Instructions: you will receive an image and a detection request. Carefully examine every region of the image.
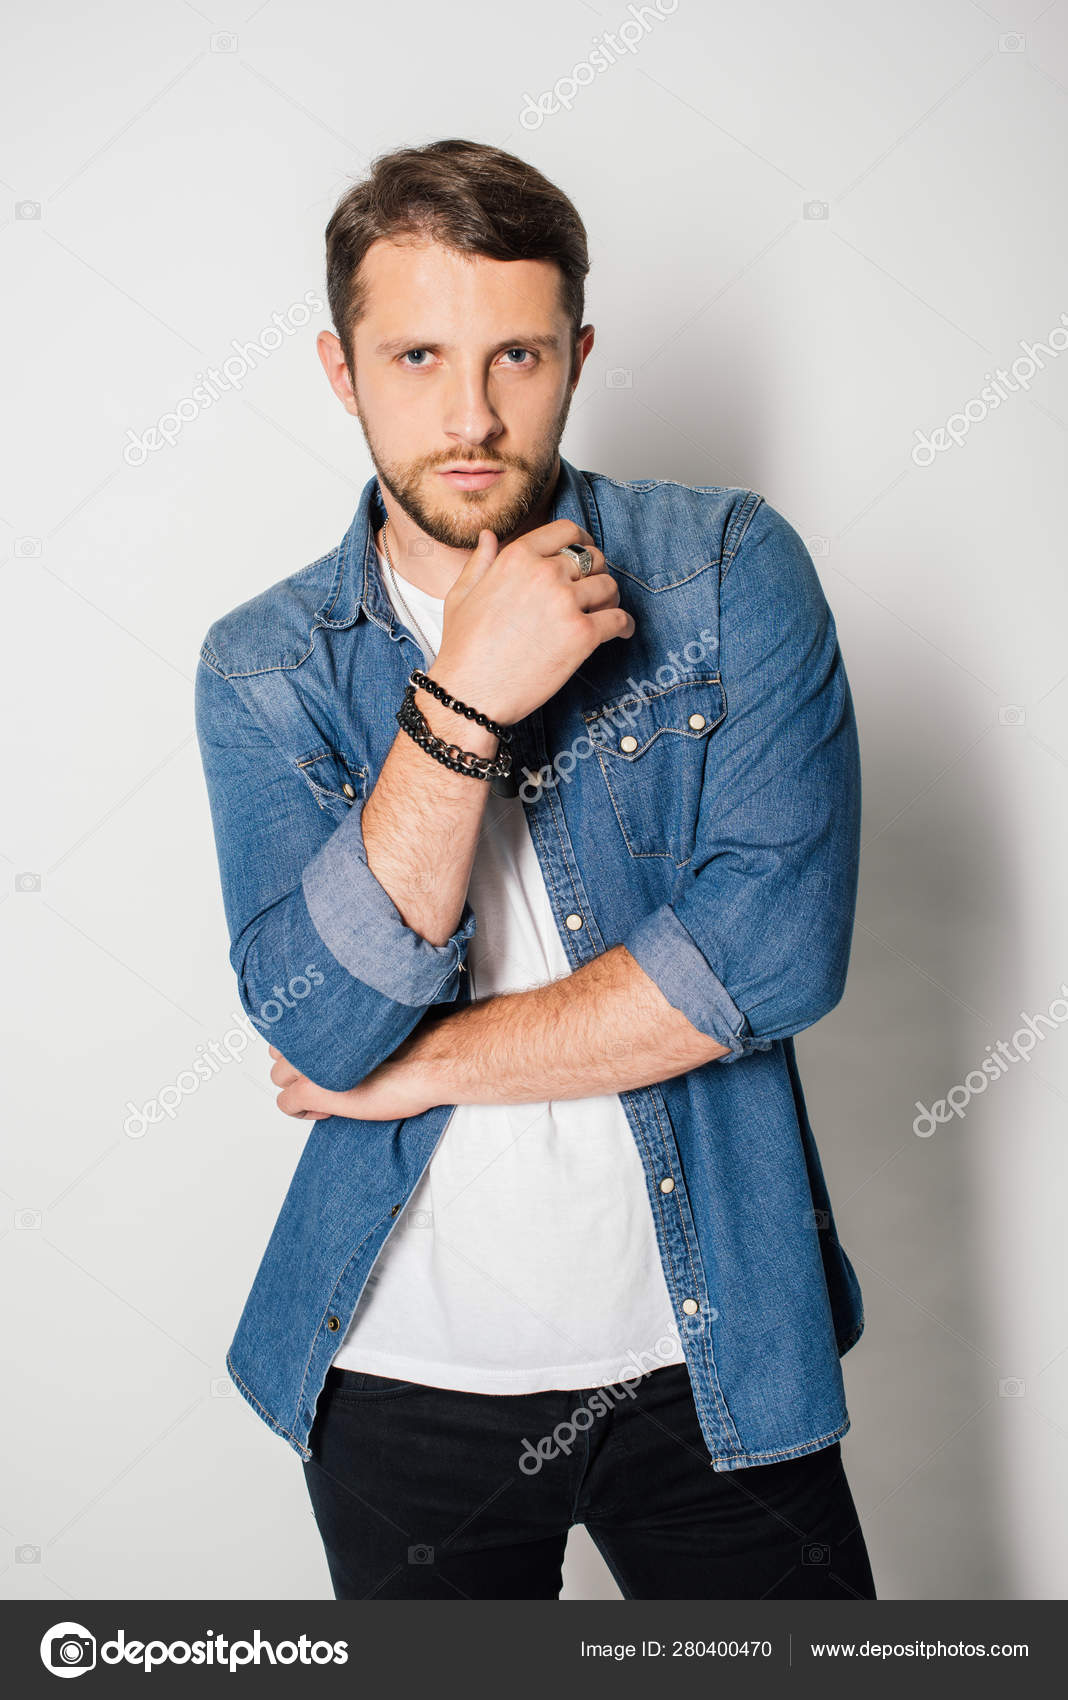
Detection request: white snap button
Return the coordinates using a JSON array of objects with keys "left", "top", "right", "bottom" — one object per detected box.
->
[
  {"left": 341, "top": 782, "right": 356, "bottom": 798},
  {"left": 660, "top": 1177, "right": 675, "bottom": 1193},
  {"left": 620, "top": 734, "right": 638, "bottom": 752},
  {"left": 565, "top": 913, "right": 583, "bottom": 930},
  {"left": 682, "top": 1298, "right": 699, "bottom": 1315},
  {"left": 688, "top": 714, "right": 706, "bottom": 730}
]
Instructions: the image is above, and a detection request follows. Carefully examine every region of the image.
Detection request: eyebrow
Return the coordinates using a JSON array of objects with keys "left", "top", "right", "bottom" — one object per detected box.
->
[{"left": 374, "top": 332, "right": 563, "bottom": 357}]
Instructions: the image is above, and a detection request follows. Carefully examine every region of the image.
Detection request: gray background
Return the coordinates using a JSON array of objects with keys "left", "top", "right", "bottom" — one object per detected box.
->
[{"left": 1, "top": 0, "right": 1066, "bottom": 1600}]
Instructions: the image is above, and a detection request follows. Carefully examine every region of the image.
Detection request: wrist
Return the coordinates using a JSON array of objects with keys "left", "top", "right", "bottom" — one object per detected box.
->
[
  {"left": 416, "top": 666, "right": 502, "bottom": 755},
  {"left": 388, "top": 1033, "right": 442, "bottom": 1115}
]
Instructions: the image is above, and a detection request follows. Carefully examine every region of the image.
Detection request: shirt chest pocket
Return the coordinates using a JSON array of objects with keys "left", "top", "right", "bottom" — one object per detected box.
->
[
  {"left": 581, "top": 675, "right": 726, "bottom": 865},
  {"left": 295, "top": 746, "right": 368, "bottom": 821}
]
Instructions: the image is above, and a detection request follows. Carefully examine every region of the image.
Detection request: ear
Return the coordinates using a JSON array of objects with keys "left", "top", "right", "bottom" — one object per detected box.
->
[
  {"left": 570, "top": 323, "right": 596, "bottom": 390},
  {"left": 317, "top": 329, "right": 359, "bottom": 417}
]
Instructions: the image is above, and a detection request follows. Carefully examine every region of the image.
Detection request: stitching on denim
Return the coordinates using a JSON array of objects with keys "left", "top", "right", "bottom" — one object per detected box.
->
[
  {"left": 293, "top": 1217, "right": 392, "bottom": 1425},
  {"left": 313, "top": 539, "right": 348, "bottom": 621},
  {"left": 526, "top": 789, "right": 583, "bottom": 962},
  {"left": 295, "top": 749, "right": 368, "bottom": 812},
  {"left": 588, "top": 472, "right": 732, "bottom": 500},
  {"left": 207, "top": 640, "right": 329, "bottom": 681},
  {"left": 226, "top": 1350, "right": 312, "bottom": 1458},
  {"left": 720, "top": 491, "right": 764, "bottom": 584},
  {"left": 205, "top": 540, "right": 350, "bottom": 680},
  {"left": 582, "top": 683, "right": 725, "bottom": 865},
  {"left": 607, "top": 558, "right": 723, "bottom": 593},
  {"left": 839, "top": 1318, "right": 865, "bottom": 1351},
  {"left": 712, "top": 1414, "right": 850, "bottom": 1465},
  {"left": 581, "top": 674, "right": 724, "bottom": 729},
  {"left": 574, "top": 467, "right": 604, "bottom": 552},
  {"left": 643, "top": 1087, "right": 741, "bottom": 1451}
]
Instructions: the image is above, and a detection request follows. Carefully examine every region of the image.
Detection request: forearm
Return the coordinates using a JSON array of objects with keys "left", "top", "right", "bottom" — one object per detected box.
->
[
  {"left": 361, "top": 674, "right": 500, "bottom": 947},
  {"left": 408, "top": 943, "right": 730, "bottom": 1105}
]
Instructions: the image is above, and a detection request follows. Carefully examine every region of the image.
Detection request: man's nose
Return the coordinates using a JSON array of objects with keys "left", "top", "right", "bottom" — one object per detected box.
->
[{"left": 441, "top": 364, "right": 504, "bottom": 447}]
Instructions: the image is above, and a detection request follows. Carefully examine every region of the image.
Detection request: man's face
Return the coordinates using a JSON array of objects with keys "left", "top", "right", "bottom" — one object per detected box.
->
[{"left": 331, "top": 237, "right": 593, "bottom": 550}]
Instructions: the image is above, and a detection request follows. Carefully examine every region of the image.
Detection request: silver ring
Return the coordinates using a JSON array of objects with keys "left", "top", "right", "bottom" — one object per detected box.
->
[{"left": 559, "top": 543, "right": 594, "bottom": 577}]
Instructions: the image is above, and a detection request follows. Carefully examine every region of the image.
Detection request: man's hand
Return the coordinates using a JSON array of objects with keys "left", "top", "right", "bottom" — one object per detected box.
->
[
  {"left": 432, "top": 520, "right": 633, "bottom": 727},
  {"left": 268, "top": 1043, "right": 435, "bottom": 1122}
]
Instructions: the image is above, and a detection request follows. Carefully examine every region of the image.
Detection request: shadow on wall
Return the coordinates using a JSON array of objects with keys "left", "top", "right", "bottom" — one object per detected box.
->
[{"left": 800, "top": 629, "right": 1014, "bottom": 1600}]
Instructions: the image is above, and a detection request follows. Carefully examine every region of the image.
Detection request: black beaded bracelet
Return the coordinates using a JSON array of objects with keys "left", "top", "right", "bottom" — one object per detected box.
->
[
  {"left": 409, "top": 668, "right": 513, "bottom": 745},
  {"left": 395, "top": 683, "right": 514, "bottom": 782}
]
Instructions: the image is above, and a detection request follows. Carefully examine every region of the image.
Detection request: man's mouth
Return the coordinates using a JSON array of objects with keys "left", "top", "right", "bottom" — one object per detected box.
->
[{"left": 436, "top": 464, "right": 507, "bottom": 491}]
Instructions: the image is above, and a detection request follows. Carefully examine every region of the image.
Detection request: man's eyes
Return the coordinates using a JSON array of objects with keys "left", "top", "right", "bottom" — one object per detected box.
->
[{"left": 398, "top": 348, "right": 536, "bottom": 368}]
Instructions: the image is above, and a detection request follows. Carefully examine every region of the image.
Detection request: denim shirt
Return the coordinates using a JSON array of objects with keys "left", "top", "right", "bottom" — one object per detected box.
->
[{"left": 195, "top": 456, "right": 865, "bottom": 1471}]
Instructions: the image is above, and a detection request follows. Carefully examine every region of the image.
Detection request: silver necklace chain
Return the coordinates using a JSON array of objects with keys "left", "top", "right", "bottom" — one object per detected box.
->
[{"left": 379, "top": 521, "right": 436, "bottom": 667}]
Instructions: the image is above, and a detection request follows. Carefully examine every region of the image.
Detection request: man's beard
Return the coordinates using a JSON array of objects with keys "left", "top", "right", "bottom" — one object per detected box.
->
[{"left": 352, "top": 382, "right": 575, "bottom": 550}]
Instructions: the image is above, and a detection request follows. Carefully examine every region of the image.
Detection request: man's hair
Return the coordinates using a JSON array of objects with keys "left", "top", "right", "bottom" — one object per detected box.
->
[{"left": 324, "top": 139, "right": 590, "bottom": 376}]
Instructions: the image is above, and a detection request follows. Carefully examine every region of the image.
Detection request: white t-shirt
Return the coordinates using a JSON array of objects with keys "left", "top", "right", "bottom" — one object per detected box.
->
[{"left": 329, "top": 550, "right": 685, "bottom": 1392}]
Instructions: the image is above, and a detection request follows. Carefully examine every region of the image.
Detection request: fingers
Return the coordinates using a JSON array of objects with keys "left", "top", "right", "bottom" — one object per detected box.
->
[
  {"left": 268, "top": 1044, "right": 335, "bottom": 1120},
  {"left": 276, "top": 1084, "right": 322, "bottom": 1119},
  {"left": 526, "top": 518, "right": 601, "bottom": 563},
  {"left": 572, "top": 572, "right": 621, "bottom": 613},
  {"left": 585, "top": 605, "right": 636, "bottom": 644},
  {"left": 459, "top": 528, "right": 500, "bottom": 585},
  {"left": 269, "top": 1051, "right": 302, "bottom": 1089}
]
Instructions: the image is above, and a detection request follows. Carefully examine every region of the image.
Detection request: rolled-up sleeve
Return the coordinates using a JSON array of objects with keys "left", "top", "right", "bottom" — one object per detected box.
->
[
  {"left": 195, "top": 648, "right": 477, "bottom": 1093},
  {"left": 622, "top": 903, "right": 762, "bottom": 1062},
  {"left": 302, "top": 793, "right": 477, "bottom": 1004},
  {"left": 621, "top": 498, "right": 861, "bottom": 1061}
]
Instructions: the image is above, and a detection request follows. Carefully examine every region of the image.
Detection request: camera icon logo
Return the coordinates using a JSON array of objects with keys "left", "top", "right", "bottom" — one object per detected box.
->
[
  {"left": 15, "top": 871, "right": 42, "bottom": 893},
  {"left": 407, "top": 538, "right": 433, "bottom": 557},
  {"left": 210, "top": 31, "right": 238, "bottom": 52},
  {"left": 406, "top": 1208, "right": 433, "bottom": 1229},
  {"left": 998, "top": 1377, "right": 1025, "bottom": 1397},
  {"left": 803, "top": 200, "right": 830, "bottom": 220},
  {"left": 16, "top": 537, "right": 42, "bottom": 557},
  {"left": 605, "top": 368, "right": 632, "bottom": 388},
  {"left": 998, "top": 32, "right": 1024, "bottom": 52},
  {"left": 805, "top": 534, "right": 830, "bottom": 557},
  {"left": 997, "top": 704, "right": 1026, "bottom": 726},
  {"left": 16, "top": 201, "right": 41, "bottom": 220},
  {"left": 40, "top": 1621, "right": 96, "bottom": 1677},
  {"left": 408, "top": 1543, "right": 434, "bottom": 1564},
  {"left": 802, "top": 1542, "right": 831, "bottom": 1564}
]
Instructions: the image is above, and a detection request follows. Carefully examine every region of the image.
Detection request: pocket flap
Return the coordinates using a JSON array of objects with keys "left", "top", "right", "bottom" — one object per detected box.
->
[
  {"left": 296, "top": 746, "right": 367, "bottom": 811},
  {"left": 582, "top": 675, "right": 726, "bottom": 759}
]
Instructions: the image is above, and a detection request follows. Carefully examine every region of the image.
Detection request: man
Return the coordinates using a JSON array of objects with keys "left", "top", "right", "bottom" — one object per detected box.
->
[{"left": 195, "top": 138, "right": 875, "bottom": 1601}]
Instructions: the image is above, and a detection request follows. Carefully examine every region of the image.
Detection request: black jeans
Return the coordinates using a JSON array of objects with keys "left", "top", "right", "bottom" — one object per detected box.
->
[{"left": 302, "top": 1362, "right": 877, "bottom": 1600}]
